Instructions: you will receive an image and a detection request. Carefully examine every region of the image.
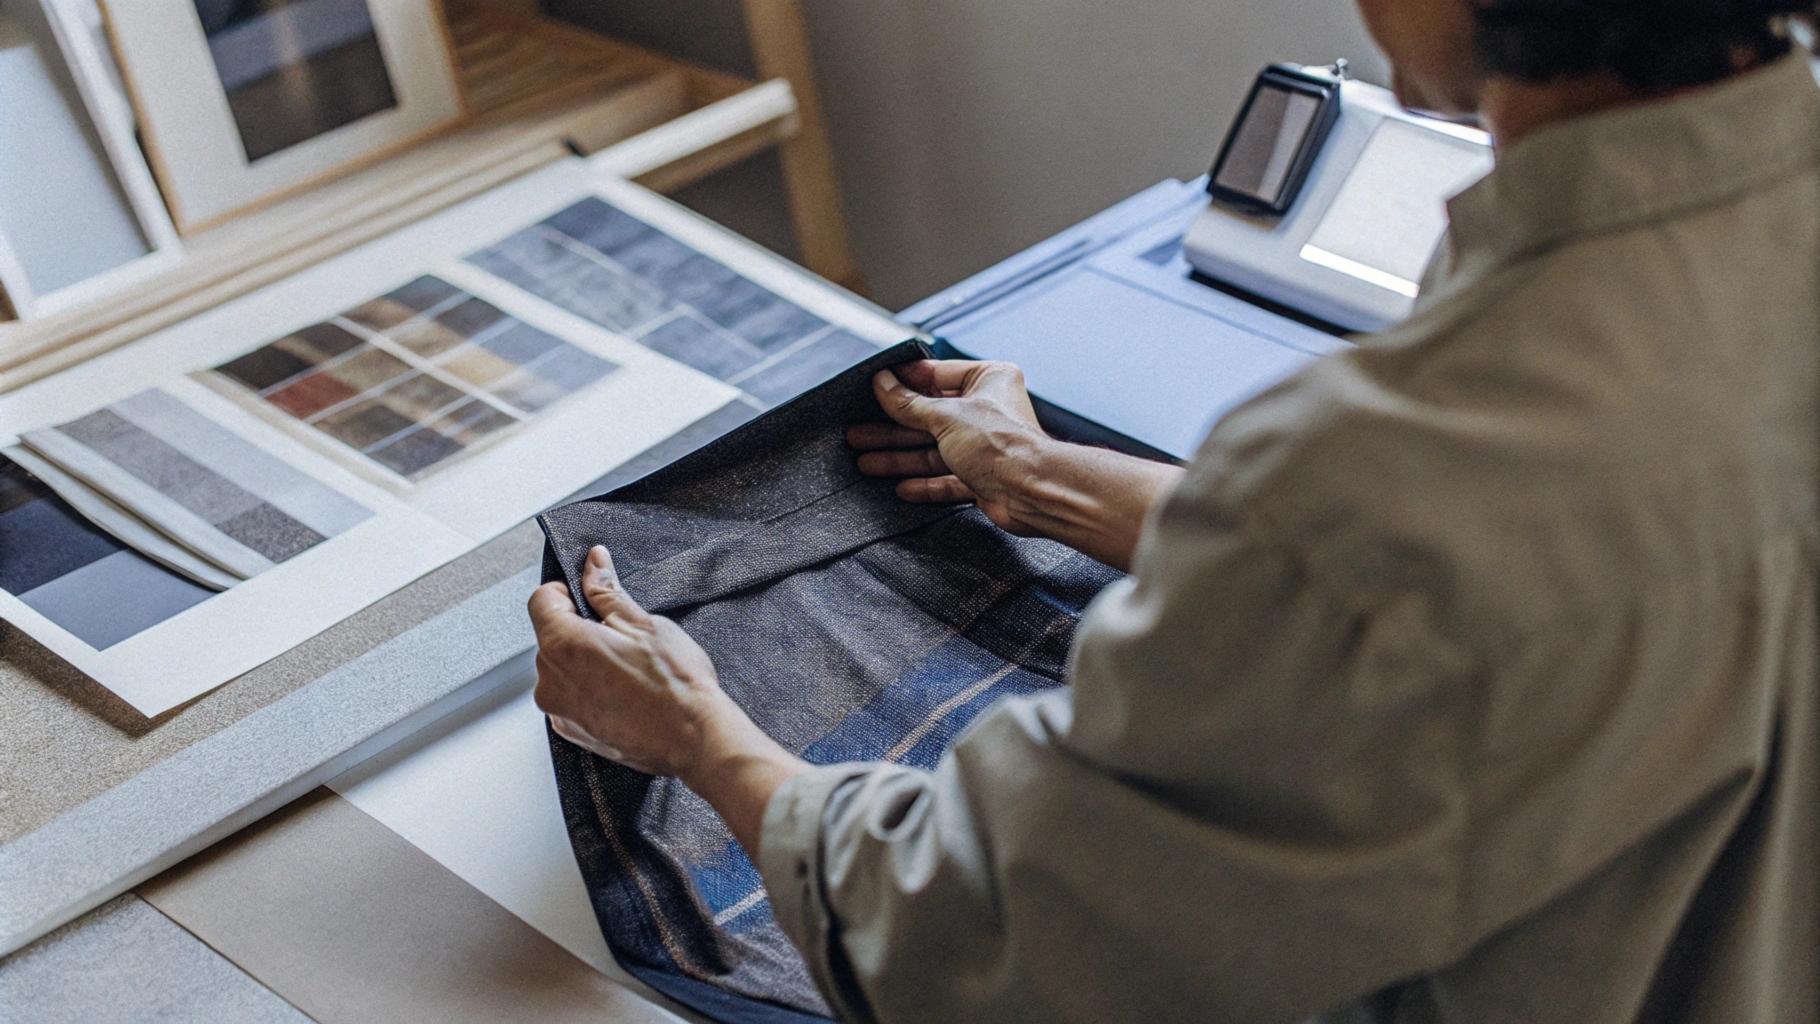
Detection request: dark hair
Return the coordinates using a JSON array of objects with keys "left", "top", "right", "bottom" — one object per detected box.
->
[{"left": 1472, "top": 0, "right": 1815, "bottom": 91}]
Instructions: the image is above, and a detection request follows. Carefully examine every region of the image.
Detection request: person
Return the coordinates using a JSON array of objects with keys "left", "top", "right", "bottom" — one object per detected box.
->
[{"left": 527, "top": 0, "right": 1820, "bottom": 1019}]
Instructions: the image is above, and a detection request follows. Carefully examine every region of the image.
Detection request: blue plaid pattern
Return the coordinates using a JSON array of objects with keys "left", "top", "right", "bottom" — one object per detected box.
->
[{"left": 540, "top": 342, "right": 1123, "bottom": 1022}]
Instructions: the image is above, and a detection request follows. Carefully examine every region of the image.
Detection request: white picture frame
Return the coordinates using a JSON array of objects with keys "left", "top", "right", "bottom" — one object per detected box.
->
[
  {"left": 0, "top": 1, "right": 182, "bottom": 321},
  {"left": 101, "top": 0, "right": 466, "bottom": 235}
]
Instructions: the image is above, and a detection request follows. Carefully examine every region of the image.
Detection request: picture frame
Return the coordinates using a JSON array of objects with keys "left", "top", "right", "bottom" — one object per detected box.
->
[
  {"left": 0, "top": 0, "right": 182, "bottom": 321},
  {"left": 100, "top": 0, "right": 466, "bottom": 235}
]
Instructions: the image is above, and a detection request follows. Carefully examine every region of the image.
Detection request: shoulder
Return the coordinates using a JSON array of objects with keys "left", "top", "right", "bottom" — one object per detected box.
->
[{"left": 1157, "top": 253, "right": 1683, "bottom": 633}]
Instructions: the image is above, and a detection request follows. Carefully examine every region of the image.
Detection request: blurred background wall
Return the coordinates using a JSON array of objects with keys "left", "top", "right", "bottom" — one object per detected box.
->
[{"left": 546, "top": 0, "right": 1389, "bottom": 310}]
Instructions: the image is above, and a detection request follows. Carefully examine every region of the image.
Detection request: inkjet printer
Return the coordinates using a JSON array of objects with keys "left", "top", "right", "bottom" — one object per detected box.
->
[{"left": 900, "top": 63, "right": 1495, "bottom": 461}]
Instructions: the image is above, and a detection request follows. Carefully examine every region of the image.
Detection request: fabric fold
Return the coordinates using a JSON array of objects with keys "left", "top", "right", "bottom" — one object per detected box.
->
[{"left": 620, "top": 479, "right": 960, "bottom": 615}]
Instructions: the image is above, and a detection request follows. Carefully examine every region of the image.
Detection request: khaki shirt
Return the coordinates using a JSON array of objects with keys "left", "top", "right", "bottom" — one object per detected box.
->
[{"left": 760, "top": 54, "right": 1820, "bottom": 1023}]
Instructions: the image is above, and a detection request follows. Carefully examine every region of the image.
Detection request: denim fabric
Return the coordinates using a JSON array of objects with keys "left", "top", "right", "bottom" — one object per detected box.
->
[{"left": 539, "top": 341, "right": 1123, "bottom": 1022}]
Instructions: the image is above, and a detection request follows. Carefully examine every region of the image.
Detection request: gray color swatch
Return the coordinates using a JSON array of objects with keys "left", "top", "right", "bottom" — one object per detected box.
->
[
  {"left": 58, "top": 409, "right": 267, "bottom": 524},
  {"left": 471, "top": 230, "right": 672, "bottom": 333},
  {"left": 1, "top": 445, "right": 236, "bottom": 591},
  {"left": 19, "top": 550, "right": 213, "bottom": 650},
  {"left": 20, "top": 426, "right": 275, "bottom": 579},
  {"left": 466, "top": 198, "right": 883, "bottom": 411},
  {"left": 735, "top": 330, "right": 879, "bottom": 406},
  {"left": 112, "top": 389, "right": 372, "bottom": 539},
  {"left": 20, "top": 389, "right": 374, "bottom": 579},
  {"left": 640, "top": 314, "right": 763, "bottom": 380}
]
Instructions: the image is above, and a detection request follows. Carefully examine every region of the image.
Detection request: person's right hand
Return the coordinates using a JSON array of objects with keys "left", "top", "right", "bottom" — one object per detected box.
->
[
  {"left": 847, "top": 359, "right": 1186, "bottom": 571},
  {"left": 846, "top": 360, "right": 1049, "bottom": 536}
]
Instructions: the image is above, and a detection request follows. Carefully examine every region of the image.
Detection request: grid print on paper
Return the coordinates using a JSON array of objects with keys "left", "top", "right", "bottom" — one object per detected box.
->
[
  {"left": 212, "top": 276, "right": 618, "bottom": 481},
  {"left": 467, "top": 199, "right": 879, "bottom": 407}
]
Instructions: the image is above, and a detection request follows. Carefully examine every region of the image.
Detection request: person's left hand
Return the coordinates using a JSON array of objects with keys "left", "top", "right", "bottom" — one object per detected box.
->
[{"left": 528, "top": 545, "right": 742, "bottom": 777}]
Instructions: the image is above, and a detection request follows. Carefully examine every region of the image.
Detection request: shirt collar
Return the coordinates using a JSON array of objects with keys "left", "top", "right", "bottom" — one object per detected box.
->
[{"left": 1441, "top": 52, "right": 1820, "bottom": 282}]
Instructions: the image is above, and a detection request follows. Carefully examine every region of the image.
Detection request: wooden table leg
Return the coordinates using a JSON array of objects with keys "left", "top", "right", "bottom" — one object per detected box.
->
[{"left": 741, "top": 0, "right": 868, "bottom": 296}]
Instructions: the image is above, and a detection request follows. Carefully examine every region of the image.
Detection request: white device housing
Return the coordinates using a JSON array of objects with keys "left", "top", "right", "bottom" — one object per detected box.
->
[{"left": 1185, "top": 74, "right": 1493, "bottom": 333}]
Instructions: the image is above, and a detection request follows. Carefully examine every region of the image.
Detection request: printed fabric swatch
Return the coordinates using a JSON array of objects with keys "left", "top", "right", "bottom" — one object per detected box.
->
[
  {"left": 538, "top": 341, "right": 1123, "bottom": 1022},
  {"left": 17, "top": 389, "right": 372, "bottom": 585},
  {"left": 210, "top": 275, "right": 617, "bottom": 481},
  {"left": 469, "top": 198, "right": 878, "bottom": 408}
]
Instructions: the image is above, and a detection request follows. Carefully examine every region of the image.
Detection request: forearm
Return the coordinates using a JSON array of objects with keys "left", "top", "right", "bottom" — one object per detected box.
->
[
  {"left": 679, "top": 703, "right": 811, "bottom": 859},
  {"left": 1005, "top": 438, "right": 1184, "bottom": 571}
]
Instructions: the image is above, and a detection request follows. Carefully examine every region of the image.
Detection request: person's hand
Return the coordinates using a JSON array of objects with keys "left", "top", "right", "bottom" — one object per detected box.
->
[
  {"left": 530, "top": 545, "right": 746, "bottom": 777},
  {"left": 847, "top": 359, "right": 1187, "bottom": 571},
  {"left": 846, "top": 360, "right": 1050, "bottom": 536},
  {"left": 530, "top": 546, "right": 729, "bottom": 777},
  {"left": 528, "top": 546, "right": 806, "bottom": 855}
]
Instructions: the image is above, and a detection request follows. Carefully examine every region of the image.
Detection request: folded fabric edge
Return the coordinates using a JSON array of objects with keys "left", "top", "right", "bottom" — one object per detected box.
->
[
  {"left": 17, "top": 429, "right": 272, "bottom": 580},
  {"left": 535, "top": 337, "right": 937, "bottom": 617},
  {"left": 2, "top": 446, "right": 238, "bottom": 591},
  {"left": 594, "top": 339, "right": 936, "bottom": 507},
  {"left": 615, "top": 483, "right": 963, "bottom": 616}
]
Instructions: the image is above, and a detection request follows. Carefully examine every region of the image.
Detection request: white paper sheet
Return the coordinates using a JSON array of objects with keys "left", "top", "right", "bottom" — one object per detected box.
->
[{"left": 329, "top": 676, "right": 620, "bottom": 978}]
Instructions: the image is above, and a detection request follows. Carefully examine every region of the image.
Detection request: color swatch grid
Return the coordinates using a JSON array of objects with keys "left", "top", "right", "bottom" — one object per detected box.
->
[
  {"left": 212, "top": 276, "right": 618, "bottom": 481},
  {"left": 467, "top": 199, "right": 878, "bottom": 407},
  {"left": 0, "top": 457, "right": 213, "bottom": 650}
]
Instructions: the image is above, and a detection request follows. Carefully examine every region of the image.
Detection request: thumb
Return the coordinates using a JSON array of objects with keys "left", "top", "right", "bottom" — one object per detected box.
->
[
  {"left": 873, "top": 368, "right": 940, "bottom": 433},
  {"left": 580, "top": 545, "right": 653, "bottom": 629}
]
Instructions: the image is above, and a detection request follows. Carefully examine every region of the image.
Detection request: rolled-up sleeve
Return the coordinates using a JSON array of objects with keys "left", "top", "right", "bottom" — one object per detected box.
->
[{"left": 760, "top": 764, "right": 879, "bottom": 1021}]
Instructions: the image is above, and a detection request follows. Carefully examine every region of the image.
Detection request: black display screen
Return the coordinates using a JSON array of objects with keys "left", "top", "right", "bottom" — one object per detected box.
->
[{"left": 1208, "top": 66, "right": 1341, "bottom": 216}]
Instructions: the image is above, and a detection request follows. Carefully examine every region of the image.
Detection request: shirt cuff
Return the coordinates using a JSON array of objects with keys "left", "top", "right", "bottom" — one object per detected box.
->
[{"left": 760, "top": 763, "right": 874, "bottom": 1007}]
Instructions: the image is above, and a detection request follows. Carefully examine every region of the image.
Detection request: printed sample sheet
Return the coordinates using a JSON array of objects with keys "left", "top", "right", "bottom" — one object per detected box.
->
[
  {"left": 468, "top": 198, "right": 881, "bottom": 407},
  {"left": 0, "top": 162, "right": 911, "bottom": 716},
  {"left": 205, "top": 276, "right": 618, "bottom": 483}
]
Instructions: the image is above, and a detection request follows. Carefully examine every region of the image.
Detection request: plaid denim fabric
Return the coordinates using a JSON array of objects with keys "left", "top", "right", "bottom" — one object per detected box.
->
[{"left": 539, "top": 341, "right": 1124, "bottom": 1022}]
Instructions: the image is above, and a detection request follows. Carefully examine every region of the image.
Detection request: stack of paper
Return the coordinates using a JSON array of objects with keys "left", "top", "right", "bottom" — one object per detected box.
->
[{"left": 9, "top": 388, "right": 373, "bottom": 591}]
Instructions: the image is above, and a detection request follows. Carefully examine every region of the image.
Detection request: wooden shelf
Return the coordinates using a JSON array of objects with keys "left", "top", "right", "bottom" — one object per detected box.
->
[{"left": 0, "top": 5, "right": 798, "bottom": 394}]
